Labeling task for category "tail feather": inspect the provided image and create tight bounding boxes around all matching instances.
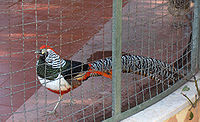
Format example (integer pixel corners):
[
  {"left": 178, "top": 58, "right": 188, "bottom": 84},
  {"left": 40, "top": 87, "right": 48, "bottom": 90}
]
[{"left": 88, "top": 55, "right": 183, "bottom": 83}]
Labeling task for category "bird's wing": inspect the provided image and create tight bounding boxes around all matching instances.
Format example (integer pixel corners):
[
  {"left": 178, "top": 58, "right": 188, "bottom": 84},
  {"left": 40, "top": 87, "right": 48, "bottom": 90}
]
[{"left": 61, "top": 59, "right": 90, "bottom": 81}]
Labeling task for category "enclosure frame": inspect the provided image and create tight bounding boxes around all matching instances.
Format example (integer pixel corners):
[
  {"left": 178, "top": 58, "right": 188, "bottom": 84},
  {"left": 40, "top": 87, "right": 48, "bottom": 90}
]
[{"left": 104, "top": 0, "right": 200, "bottom": 121}]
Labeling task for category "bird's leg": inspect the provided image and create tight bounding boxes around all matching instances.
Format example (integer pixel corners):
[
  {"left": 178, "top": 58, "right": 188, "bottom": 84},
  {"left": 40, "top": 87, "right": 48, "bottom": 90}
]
[{"left": 47, "top": 95, "right": 63, "bottom": 114}]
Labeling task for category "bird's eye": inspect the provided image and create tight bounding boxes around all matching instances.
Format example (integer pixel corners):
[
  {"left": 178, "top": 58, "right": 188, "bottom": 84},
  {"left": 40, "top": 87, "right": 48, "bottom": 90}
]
[{"left": 41, "top": 49, "right": 47, "bottom": 54}]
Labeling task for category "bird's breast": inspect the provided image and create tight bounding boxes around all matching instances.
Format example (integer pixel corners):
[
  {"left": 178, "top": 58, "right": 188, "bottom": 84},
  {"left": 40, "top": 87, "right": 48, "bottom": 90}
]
[{"left": 37, "top": 74, "right": 71, "bottom": 93}]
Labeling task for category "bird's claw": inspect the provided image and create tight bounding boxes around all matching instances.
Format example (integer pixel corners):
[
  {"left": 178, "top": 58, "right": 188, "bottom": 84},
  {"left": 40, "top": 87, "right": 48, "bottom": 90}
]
[
  {"left": 70, "top": 99, "right": 75, "bottom": 105},
  {"left": 46, "top": 110, "right": 56, "bottom": 114},
  {"left": 64, "top": 99, "right": 75, "bottom": 106}
]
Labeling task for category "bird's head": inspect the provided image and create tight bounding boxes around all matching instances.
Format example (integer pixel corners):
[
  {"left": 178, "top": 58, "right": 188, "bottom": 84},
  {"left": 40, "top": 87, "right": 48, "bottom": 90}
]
[
  {"left": 36, "top": 45, "right": 66, "bottom": 68},
  {"left": 35, "top": 45, "right": 56, "bottom": 57}
]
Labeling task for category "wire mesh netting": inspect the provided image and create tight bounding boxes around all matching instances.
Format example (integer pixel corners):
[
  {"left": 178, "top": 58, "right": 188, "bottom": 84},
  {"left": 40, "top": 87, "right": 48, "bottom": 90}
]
[{"left": 0, "top": 0, "right": 196, "bottom": 121}]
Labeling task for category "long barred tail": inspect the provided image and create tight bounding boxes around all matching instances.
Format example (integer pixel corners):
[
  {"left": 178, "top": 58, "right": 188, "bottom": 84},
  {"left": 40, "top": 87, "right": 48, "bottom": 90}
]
[{"left": 90, "top": 55, "right": 183, "bottom": 83}]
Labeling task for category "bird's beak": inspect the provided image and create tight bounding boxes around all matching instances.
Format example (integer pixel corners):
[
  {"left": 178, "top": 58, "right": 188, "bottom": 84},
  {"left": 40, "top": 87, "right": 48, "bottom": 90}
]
[{"left": 35, "top": 50, "right": 41, "bottom": 54}]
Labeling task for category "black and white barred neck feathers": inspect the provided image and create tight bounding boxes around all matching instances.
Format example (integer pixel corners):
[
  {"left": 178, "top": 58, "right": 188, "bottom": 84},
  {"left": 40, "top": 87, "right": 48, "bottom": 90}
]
[
  {"left": 45, "top": 49, "right": 66, "bottom": 69},
  {"left": 90, "top": 55, "right": 181, "bottom": 82}
]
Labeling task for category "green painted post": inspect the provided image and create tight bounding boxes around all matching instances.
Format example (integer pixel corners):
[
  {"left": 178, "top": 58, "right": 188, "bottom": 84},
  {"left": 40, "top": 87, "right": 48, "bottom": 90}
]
[
  {"left": 111, "top": 0, "right": 122, "bottom": 119},
  {"left": 192, "top": 0, "right": 200, "bottom": 72}
]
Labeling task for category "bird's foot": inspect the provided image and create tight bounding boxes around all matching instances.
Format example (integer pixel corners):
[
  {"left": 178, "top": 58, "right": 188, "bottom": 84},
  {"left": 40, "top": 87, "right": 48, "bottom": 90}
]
[
  {"left": 70, "top": 99, "right": 75, "bottom": 105},
  {"left": 46, "top": 110, "right": 56, "bottom": 114},
  {"left": 64, "top": 99, "right": 75, "bottom": 106}
]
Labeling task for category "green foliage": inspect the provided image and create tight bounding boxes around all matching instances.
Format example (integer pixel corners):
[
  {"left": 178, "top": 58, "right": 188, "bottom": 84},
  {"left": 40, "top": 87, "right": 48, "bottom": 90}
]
[
  {"left": 181, "top": 76, "right": 200, "bottom": 120},
  {"left": 182, "top": 85, "right": 190, "bottom": 91},
  {"left": 189, "top": 111, "right": 194, "bottom": 120}
]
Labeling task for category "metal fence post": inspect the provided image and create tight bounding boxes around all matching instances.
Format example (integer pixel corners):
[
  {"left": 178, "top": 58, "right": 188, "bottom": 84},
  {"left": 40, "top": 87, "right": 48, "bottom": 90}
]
[
  {"left": 191, "top": 0, "right": 200, "bottom": 72},
  {"left": 111, "top": 0, "right": 122, "bottom": 119}
]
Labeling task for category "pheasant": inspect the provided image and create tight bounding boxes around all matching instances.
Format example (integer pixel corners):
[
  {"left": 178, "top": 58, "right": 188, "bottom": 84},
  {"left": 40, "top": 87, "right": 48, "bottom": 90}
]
[
  {"left": 36, "top": 45, "right": 182, "bottom": 114},
  {"left": 35, "top": 45, "right": 112, "bottom": 114}
]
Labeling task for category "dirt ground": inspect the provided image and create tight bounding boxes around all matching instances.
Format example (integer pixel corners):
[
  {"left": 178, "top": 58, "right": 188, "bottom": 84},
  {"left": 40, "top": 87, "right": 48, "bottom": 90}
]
[{"left": 0, "top": 0, "right": 192, "bottom": 121}]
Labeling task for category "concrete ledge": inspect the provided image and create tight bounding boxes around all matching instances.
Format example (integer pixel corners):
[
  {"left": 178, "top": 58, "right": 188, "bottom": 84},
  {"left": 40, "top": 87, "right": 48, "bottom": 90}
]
[{"left": 122, "top": 72, "right": 200, "bottom": 122}]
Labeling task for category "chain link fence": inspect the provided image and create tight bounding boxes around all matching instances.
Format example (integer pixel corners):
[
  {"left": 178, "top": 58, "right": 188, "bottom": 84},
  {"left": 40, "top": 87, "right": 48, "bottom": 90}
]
[{"left": 0, "top": 0, "right": 199, "bottom": 121}]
